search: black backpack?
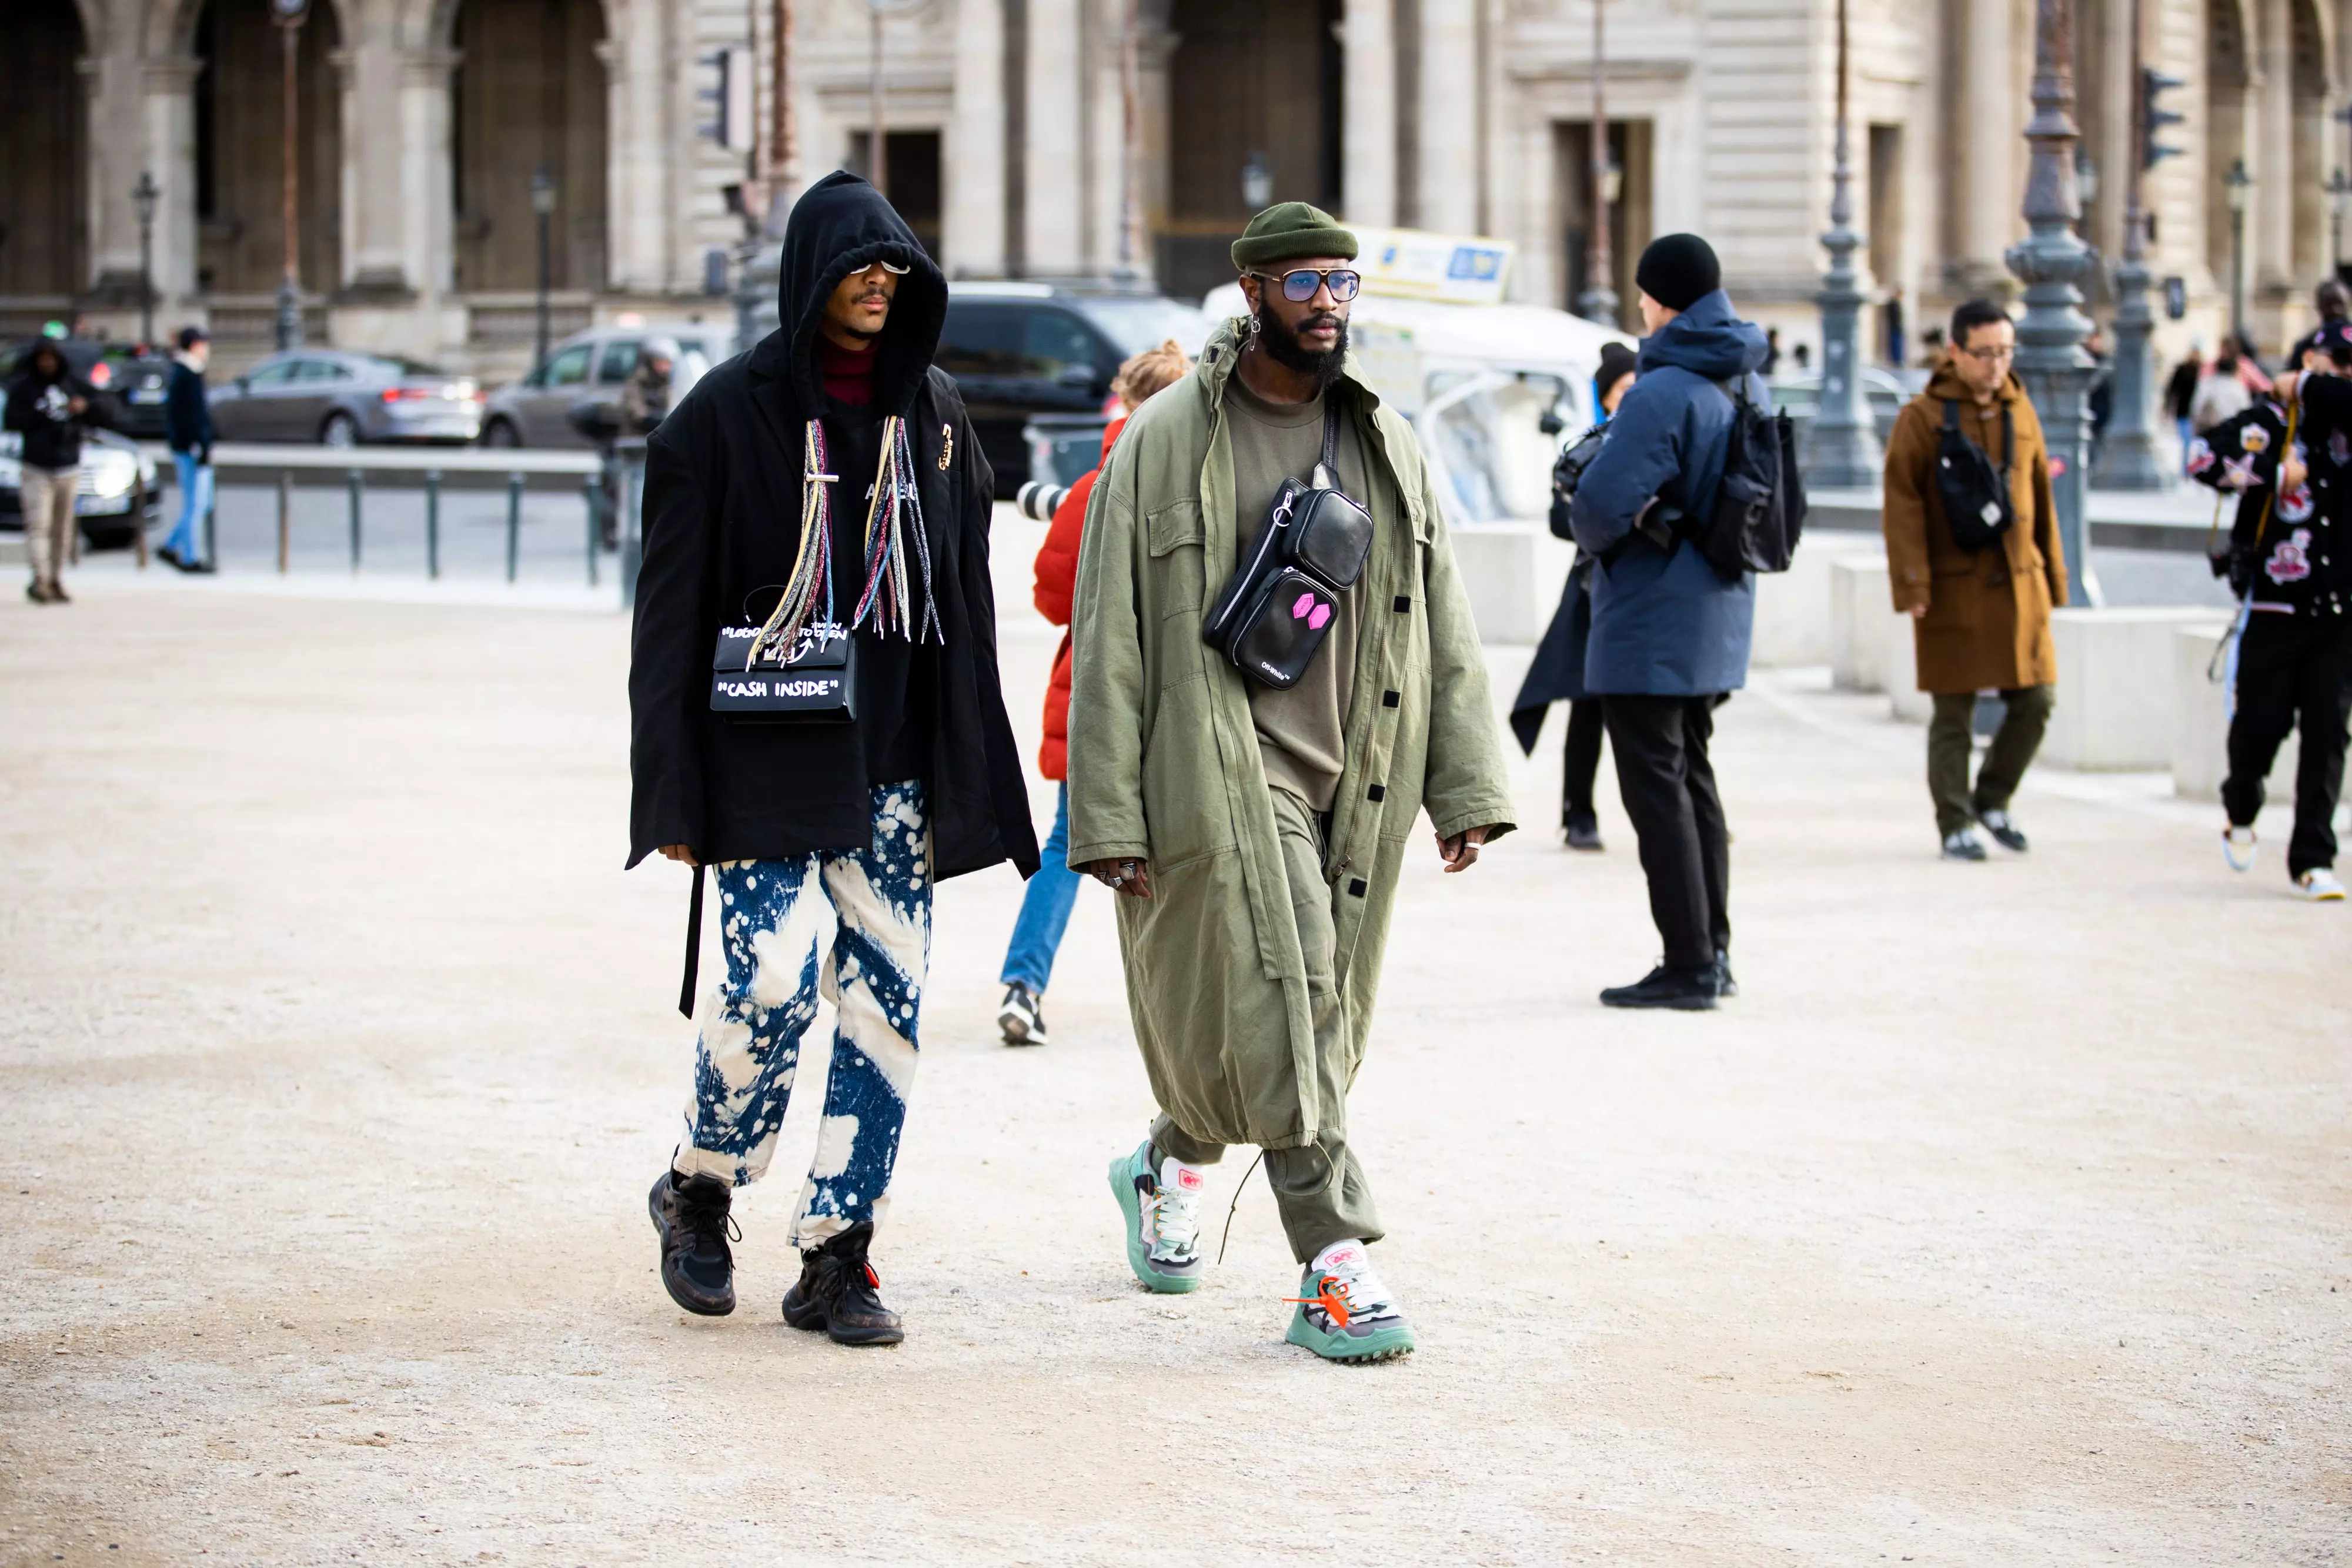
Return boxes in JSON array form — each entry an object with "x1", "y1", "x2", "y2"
[
  {"x1": 1688, "y1": 376, "x2": 1806, "y2": 579},
  {"x1": 1934, "y1": 399, "x2": 2013, "y2": 552}
]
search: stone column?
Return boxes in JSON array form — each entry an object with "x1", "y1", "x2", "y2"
[
  {"x1": 947, "y1": 0, "x2": 1007, "y2": 275},
  {"x1": 80, "y1": 31, "x2": 137, "y2": 290},
  {"x1": 1960, "y1": 0, "x2": 2016, "y2": 291},
  {"x1": 1416, "y1": 0, "x2": 1478, "y2": 234},
  {"x1": 1024, "y1": 0, "x2": 1083, "y2": 272},
  {"x1": 142, "y1": 55, "x2": 203, "y2": 309},
  {"x1": 2253, "y1": 0, "x2": 2294, "y2": 299},
  {"x1": 397, "y1": 46, "x2": 457, "y2": 300},
  {"x1": 1132, "y1": 2, "x2": 1175, "y2": 284},
  {"x1": 1342, "y1": 0, "x2": 1396, "y2": 226}
]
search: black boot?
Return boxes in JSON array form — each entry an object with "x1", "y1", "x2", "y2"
[
  {"x1": 781, "y1": 1221, "x2": 905, "y2": 1346},
  {"x1": 1599, "y1": 963, "x2": 1720, "y2": 1011},
  {"x1": 648, "y1": 1169, "x2": 737, "y2": 1316}
]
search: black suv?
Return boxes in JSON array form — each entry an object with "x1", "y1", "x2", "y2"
[{"x1": 937, "y1": 283, "x2": 1212, "y2": 497}]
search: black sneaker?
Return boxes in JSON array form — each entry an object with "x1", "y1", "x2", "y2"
[
  {"x1": 648, "y1": 1169, "x2": 737, "y2": 1316},
  {"x1": 1713, "y1": 948, "x2": 1737, "y2": 998},
  {"x1": 997, "y1": 982, "x2": 1048, "y2": 1047},
  {"x1": 1563, "y1": 817, "x2": 1605, "y2": 852},
  {"x1": 781, "y1": 1221, "x2": 904, "y2": 1346},
  {"x1": 1977, "y1": 809, "x2": 2029, "y2": 853},
  {"x1": 1599, "y1": 963, "x2": 1719, "y2": 1011}
]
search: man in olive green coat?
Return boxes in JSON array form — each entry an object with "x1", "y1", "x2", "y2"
[{"x1": 1067, "y1": 204, "x2": 1515, "y2": 1363}]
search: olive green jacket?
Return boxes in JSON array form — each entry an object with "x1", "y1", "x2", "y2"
[{"x1": 1067, "y1": 317, "x2": 1516, "y2": 1149}]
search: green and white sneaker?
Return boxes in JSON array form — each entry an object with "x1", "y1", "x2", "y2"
[
  {"x1": 1284, "y1": 1242, "x2": 1416, "y2": 1363},
  {"x1": 1109, "y1": 1140, "x2": 1204, "y2": 1293}
]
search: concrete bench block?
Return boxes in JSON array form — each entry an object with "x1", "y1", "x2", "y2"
[
  {"x1": 1752, "y1": 530, "x2": 1885, "y2": 668},
  {"x1": 2172, "y1": 623, "x2": 2298, "y2": 803},
  {"x1": 2044, "y1": 607, "x2": 2233, "y2": 770},
  {"x1": 1828, "y1": 553, "x2": 1899, "y2": 692},
  {"x1": 1450, "y1": 522, "x2": 1576, "y2": 647}
]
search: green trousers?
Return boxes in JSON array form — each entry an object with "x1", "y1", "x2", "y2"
[
  {"x1": 1927, "y1": 684, "x2": 2056, "y2": 835},
  {"x1": 1149, "y1": 785, "x2": 1382, "y2": 1265}
]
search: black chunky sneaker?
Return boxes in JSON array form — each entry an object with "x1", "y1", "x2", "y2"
[
  {"x1": 1713, "y1": 948, "x2": 1738, "y2": 998},
  {"x1": 1599, "y1": 963, "x2": 1720, "y2": 1011},
  {"x1": 649, "y1": 1169, "x2": 737, "y2": 1316},
  {"x1": 781, "y1": 1221, "x2": 905, "y2": 1346}
]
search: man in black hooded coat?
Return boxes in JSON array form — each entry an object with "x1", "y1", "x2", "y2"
[{"x1": 631, "y1": 172, "x2": 1039, "y2": 1345}]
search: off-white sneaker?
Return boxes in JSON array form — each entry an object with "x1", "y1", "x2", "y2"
[
  {"x1": 2294, "y1": 868, "x2": 2347, "y2": 901},
  {"x1": 2223, "y1": 827, "x2": 2259, "y2": 872},
  {"x1": 1284, "y1": 1241, "x2": 1416, "y2": 1363}
]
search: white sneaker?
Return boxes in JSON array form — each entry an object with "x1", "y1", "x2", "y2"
[
  {"x1": 2223, "y1": 827, "x2": 2258, "y2": 872},
  {"x1": 2295, "y1": 868, "x2": 2347, "y2": 901},
  {"x1": 1284, "y1": 1241, "x2": 1416, "y2": 1362},
  {"x1": 997, "y1": 982, "x2": 1048, "y2": 1047}
]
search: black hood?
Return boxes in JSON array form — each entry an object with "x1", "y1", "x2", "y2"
[{"x1": 772, "y1": 170, "x2": 946, "y2": 419}]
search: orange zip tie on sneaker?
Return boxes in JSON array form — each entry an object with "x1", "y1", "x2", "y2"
[{"x1": 1284, "y1": 1282, "x2": 1352, "y2": 1327}]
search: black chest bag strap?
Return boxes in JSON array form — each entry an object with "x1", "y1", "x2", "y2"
[
  {"x1": 1312, "y1": 395, "x2": 1339, "y2": 492},
  {"x1": 679, "y1": 863, "x2": 704, "y2": 1019}
]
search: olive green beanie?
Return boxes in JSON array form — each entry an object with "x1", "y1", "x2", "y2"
[{"x1": 1231, "y1": 202, "x2": 1359, "y2": 271}]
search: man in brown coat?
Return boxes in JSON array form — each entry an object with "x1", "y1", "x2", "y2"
[{"x1": 1882, "y1": 299, "x2": 2069, "y2": 860}]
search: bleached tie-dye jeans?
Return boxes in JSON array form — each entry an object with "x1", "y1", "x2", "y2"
[{"x1": 673, "y1": 780, "x2": 930, "y2": 1246}]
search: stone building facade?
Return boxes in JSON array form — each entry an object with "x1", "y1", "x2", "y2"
[{"x1": 7, "y1": 0, "x2": 2347, "y2": 377}]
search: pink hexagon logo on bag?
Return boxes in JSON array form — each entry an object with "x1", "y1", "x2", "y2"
[{"x1": 1291, "y1": 591, "x2": 1331, "y2": 631}]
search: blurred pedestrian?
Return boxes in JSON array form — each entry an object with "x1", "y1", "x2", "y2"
[
  {"x1": 617, "y1": 336, "x2": 677, "y2": 435},
  {"x1": 1880, "y1": 299, "x2": 2066, "y2": 861},
  {"x1": 995, "y1": 336, "x2": 1191, "y2": 1048},
  {"x1": 5, "y1": 339, "x2": 102, "y2": 603},
  {"x1": 1067, "y1": 202, "x2": 1512, "y2": 1360},
  {"x1": 1762, "y1": 327, "x2": 1782, "y2": 379},
  {"x1": 1885, "y1": 286, "x2": 1907, "y2": 368},
  {"x1": 159, "y1": 326, "x2": 215, "y2": 574},
  {"x1": 2192, "y1": 340, "x2": 2253, "y2": 434},
  {"x1": 1510, "y1": 339, "x2": 1639, "y2": 851},
  {"x1": 2164, "y1": 342, "x2": 2205, "y2": 450},
  {"x1": 1568, "y1": 233, "x2": 1769, "y2": 1010},
  {"x1": 629, "y1": 170, "x2": 1038, "y2": 1345}
]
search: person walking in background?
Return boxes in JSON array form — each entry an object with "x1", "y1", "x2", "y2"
[
  {"x1": 1880, "y1": 299, "x2": 2066, "y2": 862},
  {"x1": 5, "y1": 339, "x2": 103, "y2": 603},
  {"x1": 2165, "y1": 343, "x2": 2206, "y2": 451},
  {"x1": 160, "y1": 326, "x2": 215, "y2": 574},
  {"x1": 1885, "y1": 287, "x2": 1907, "y2": 369},
  {"x1": 617, "y1": 337, "x2": 677, "y2": 435},
  {"x1": 2193, "y1": 340, "x2": 2253, "y2": 436},
  {"x1": 1068, "y1": 203, "x2": 1512, "y2": 1361},
  {"x1": 1568, "y1": 233, "x2": 1768, "y2": 1011},
  {"x1": 2193, "y1": 330, "x2": 2352, "y2": 901},
  {"x1": 629, "y1": 170, "x2": 1038, "y2": 1346},
  {"x1": 995, "y1": 337, "x2": 1191, "y2": 1048},
  {"x1": 1511, "y1": 340, "x2": 1639, "y2": 851}
]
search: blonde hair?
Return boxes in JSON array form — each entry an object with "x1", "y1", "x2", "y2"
[{"x1": 1112, "y1": 339, "x2": 1192, "y2": 411}]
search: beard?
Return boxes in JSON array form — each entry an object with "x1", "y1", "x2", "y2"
[{"x1": 1251, "y1": 296, "x2": 1349, "y2": 392}]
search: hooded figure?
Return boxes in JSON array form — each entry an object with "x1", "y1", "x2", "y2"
[
  {"x1": 630, "y1": 171, "x2": 1038, "y2": 1346},
  {"x1": 5, "y1": 342, "x2": 102, "y2": 603}
]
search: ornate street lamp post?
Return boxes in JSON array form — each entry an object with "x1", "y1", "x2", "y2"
[
  {"x1": 2224, "y1": 158, "x2": 2253, "y2": 343},
  {"x1": 2092, "y1": 0, "x2": 2173, "y2": 491},
  {"x1": 131, "y1": 171, "x2": 159, "y2": 349},
  {"x1": 530, "y1": 166, "x2": 556, "y2": 369},
  {"x1": 1804, "y1": 0, "x2": 1881, "y2": 489},
  {"x1": 270, "y1": 0, "x2": 309, "y2": 352},
  {"x1": 2006, "y1": 0, "x2": 2100, "y2": 604},
  {"x1": 1577, "y1": 0, "x2": 1620, "y2": 327}
]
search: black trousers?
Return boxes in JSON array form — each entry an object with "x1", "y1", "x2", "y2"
[
  {"x1": 1603, "y1": 694, "x2": 1730, "y2": 970},
  {"x1": 2224, "y1": 614, "x2": 2352, "y2": 877},
  {"x1": 1562, "y1": 698, "x2": 1606, "y2": 828}
]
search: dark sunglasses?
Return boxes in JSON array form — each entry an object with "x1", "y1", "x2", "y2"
[{"x1": 1249, "y1": 268, "x2": 1362, "y2": 303}]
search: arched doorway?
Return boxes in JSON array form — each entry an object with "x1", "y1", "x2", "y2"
[
  {"x1": 1160, "y1": 0, "x2": 1344, "y2": 302},
  {"x1": 0, "y1": 0, "x2": 89, "y2": 310},
  {"x1": 193, "y1": 0, "x2": 343, "y2": 297},
  {"x1": 450, "y1": 0, "x2": 608, "y2": 294}
]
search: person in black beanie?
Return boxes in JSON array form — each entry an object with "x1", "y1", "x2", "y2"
[
  {"x1": 1512, "y1": 340, "x2": 1639, "y2": 850},
  {"x1": 1565, "y1": 233, "x2": 1770, "y2": 1009}
]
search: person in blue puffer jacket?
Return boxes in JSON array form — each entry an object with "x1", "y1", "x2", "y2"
[{"x1": 1568, "y1": 232, "x2": 1770, "y2": 1012}]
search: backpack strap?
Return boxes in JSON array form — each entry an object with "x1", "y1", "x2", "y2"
[
  {"x1": 1943, "y1": 400, "x2": 1960, "y2": 432},
  {"x1": 1312, "y1": 394, "x2": 1339, "y2": 490}
]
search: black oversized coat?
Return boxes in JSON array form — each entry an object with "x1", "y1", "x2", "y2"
[{"x1": 626, "y1": 170, "x2": 1039, "y2": 881}]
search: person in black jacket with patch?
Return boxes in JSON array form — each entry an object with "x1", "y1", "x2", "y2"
[
  {"x1": 2200, "y1": 324, "x2": 2352, "y2": 900},
  {"x1": 5, "y1": 340, "x2": 102, "y2": 603},
  {"x1": 631, "y1": 171, "x2": 1040, "y2": 1343}
]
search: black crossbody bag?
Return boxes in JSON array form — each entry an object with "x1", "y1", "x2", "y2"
[
  {"x1": 1936, "y1": 399, "x2": 2013, "y2": 553},
  {"x1": 709, "y1": 587, "x2": 857, "y2": 723},
  {"x1": 1201, "y1": 399, "x2": 1374, "y2": 689}
]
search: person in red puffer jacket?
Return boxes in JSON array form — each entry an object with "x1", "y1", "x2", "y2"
[{"x1": 997, "y1": 339, "x2": 1193, "y2": 1047}]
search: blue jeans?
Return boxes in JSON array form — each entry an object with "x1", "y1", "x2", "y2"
[
  {"x1": 166, "y1": 451, "x2": 212, "y2": 562},
  {"x1": 998, "y1": 783, "x2": 1080, "y2": 994},
  {"x1": 673, "y1": 781, "x2": 930, "y2": 1245}
]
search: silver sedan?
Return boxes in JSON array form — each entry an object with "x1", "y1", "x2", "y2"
[{"x1": 209, "y1": 350, "x2": 483, "y2": 446}]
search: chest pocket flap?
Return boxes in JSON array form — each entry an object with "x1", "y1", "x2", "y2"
[{"x1": 1145, "y1": 497, "x2": 1204, "y2": 557}]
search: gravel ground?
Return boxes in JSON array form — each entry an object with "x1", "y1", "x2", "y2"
[{"x1": 1, "y1": 552, "x2": 2346, "y2": 1566}]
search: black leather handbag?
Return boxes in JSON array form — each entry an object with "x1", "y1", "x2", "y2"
[
  {"x1": 1202, "y1": 400, "x2": 1374, "y2": 690},
  {"x1": 1936, "y1": 400, "x2": 2013, "y2": 553},
  {"x1": 710, "y1": 614, "x2": 857, "y2": 723}
]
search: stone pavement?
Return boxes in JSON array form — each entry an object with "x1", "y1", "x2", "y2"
[{"x1": 1, "y1": 556, "x2": 2345, "y2": 1566}]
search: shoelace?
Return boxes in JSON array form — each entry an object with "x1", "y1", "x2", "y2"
[
  {"x1": 679, "y1": 1195, "x2": 740, "y2": 1253},
  {"x1": 1287, "y1": 1264, "x2": 1392, "y2": 1329},
  {"x1": 1143, "y1": 1182, "x2": 1203, "y2": 1258}
]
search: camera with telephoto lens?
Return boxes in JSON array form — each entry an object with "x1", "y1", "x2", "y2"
[{"x1": 1015, "y1": 480, "x2": 1070, "y2": 522}]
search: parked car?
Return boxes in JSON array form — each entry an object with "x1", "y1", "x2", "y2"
[
  {"x1": 208, "y1": 350, "x2": 483, "y2": 446},
  {"x1": 478, "y1": 324, "x2": 727, "y2": 448},
  {"x1": 1763, "y1": 368, "x2": 1911, "y2": 446},
  {"x1": 0, "y1": 337, "x2": 175, "y2": 439},
  {"x1": 0, "y1": 426, "x2": 163, "y2": 550},
  {"x1": 940, "y1": 282, "x2": 1214, "y2": 497}
]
